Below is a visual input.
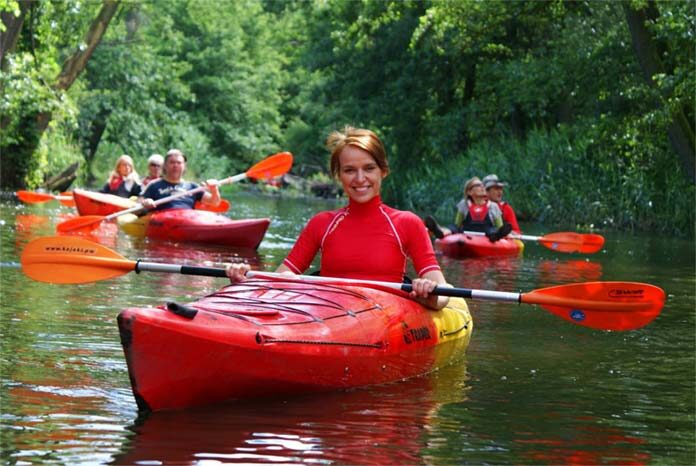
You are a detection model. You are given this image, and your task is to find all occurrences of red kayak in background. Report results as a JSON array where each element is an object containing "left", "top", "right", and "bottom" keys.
[
  {"left": 119, "top": 208, "right": 270, "bottom": 249},
  {"left": 72, "top": 188, "right": 135, "bottom": 216},
  {"left": 117, "top": 278, "right": 473, "bottom": 411},
  {"left": 435, "top": 233, "right": 524, "bottom": 258}
]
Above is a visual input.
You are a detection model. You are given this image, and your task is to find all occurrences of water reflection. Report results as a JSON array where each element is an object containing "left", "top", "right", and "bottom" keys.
[
  {"left": 14, "top": 212, "right": 120, "bottom": 248},
  {"left": 441, "top": 255, "right": 524, "bottom": 291},
  {"left": 536, "top": 259, "right": 603, "bottom": 284},
  {"left": 516, "top": 422, "right": 650, "bottom": 465},
  {"left": 112, "top": 362, "right": 469, "bottom": 466}
]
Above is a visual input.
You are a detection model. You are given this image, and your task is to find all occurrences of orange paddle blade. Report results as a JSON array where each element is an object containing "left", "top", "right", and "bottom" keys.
[
  {"left": 58, "top": 192, "right": 75, "bottom": 207},
  {"left": 16, "top": 191, "right": 56, "bottom": 204},
  {"left": 538, "top": 232, "right": 605, "bottom": 254},
  {"left": 521, "top": 281, "right": 664, "bottom": 331},
  {"left": 195, "top": 198, "right": 230, "bottom": 213},
  {"left": 245, "top": 152, "right": 293, "bottom": 180},
  {"left": 21, "top": 236, "right": 135, "bottom": 284},
  {"left": 56, "top": 215, "right": 107, "bottom": 233}
]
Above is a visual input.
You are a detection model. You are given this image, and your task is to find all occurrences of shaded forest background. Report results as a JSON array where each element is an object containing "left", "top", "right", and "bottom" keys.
[{"left": 1, "top": 0, "right": 694, "bottom": 236}]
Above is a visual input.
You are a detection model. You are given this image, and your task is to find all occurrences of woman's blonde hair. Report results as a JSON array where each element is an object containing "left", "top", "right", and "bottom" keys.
[
  {"left": 463, "top": 176, "right": 483, "bottom": 199},
  {"left": 109, "top": 154, "right": 140, "bottom": 183},
  {"left": 326, "top": 126, "right": 389, "bottom": 178}
]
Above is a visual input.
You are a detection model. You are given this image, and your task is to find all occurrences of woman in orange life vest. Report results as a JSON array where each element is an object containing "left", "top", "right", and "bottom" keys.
[
  {"left": 99, "top": 154, "right": 142, "bottom": 198},
  {"left": 227, "top": 126, "right": 452, "bottom": 310},
  {"left": 424, "top": 177, "right": 512, "bottom": 242},
  {"left": 482, "top": 174, "right": 521, "bottom": 233}
]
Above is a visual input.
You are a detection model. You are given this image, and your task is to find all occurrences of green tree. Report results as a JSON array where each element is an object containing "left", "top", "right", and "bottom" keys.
[{"left": 1, "top": 0, "right": 119, "bottom": 189}]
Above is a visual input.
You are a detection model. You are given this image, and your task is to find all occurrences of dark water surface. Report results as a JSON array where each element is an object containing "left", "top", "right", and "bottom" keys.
[{"left": 1, "top": 192, "right": 694, "bottom": 465}]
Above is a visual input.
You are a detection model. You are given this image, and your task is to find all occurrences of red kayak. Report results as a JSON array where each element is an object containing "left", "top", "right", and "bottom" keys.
[
  {"left": 435, "top": 233, "right": 524, "bottom": 258},
  {"left": 120, "top": 209, "right": 270, "bottom": 249},
  {"left": 72, "top": 188, "right": 134, "bottom": 216},
  {"left": 117, "top": 278, "right": 473, "bottom": 411}
]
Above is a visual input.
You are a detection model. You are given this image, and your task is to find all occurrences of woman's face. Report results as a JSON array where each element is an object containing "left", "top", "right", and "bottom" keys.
[
  {"left": 117, "top": 161, "right": 132, "bottom": 176},
  {"left": 338, "top": 145, "right": 385, "bottom": 204},
  {"left": 467, "top": 181, "right": 486, "bottom": 203},
  {"left": 148, "top": 161, "right": 162, "bottom": 177}
]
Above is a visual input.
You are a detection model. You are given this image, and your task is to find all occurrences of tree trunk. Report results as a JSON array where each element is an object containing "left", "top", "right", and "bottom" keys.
[
  {"left": 83, "top": 107, "right": 112, "bottom": 186},
  {"left": 35, "top": 0, "right": 121, "bottom": 133},
  {"left": 55, "top": 0, "right": 120, "bottom": 91},
  {"left": 0, "top": 0, "right": 33, "bottom": 69},
  {"left": 623, "top": 0, "right": 695, "bottom": 183}
]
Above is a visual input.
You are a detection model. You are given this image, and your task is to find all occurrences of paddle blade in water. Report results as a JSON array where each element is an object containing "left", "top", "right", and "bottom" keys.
[
  {"left": 21, "top": 236, "right": 134, "bottom": 284},
  {"left": 245, "top": 152, "right": 293, "bottom": 180},
  {"left": 521, "top": 281, "right": 665, "bottom": 331},
  {"left": 56, "top": 215, "right": 106, "bottom": 233},
  {"left": 16, "top": 191, "right": 55, "bottom": 204},
  {"left": 58, "top": 192, "right": 76, "bottom": 207},
  {"left": 195, "top": 199, "right": 230, "bottom": 213},
  {"left": 539, "top": 232, "right": 605, "bottom": 254}
]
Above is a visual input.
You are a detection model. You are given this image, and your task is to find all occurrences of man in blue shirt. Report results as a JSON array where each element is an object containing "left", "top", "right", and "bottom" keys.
[{"left": 140, "top": 149, "right": 221, "bottom": 211}]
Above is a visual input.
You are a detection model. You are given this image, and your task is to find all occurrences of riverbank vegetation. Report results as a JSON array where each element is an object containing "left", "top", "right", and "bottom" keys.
[{"left": 1, "top": 0, "right": 693, "bottom": 235}]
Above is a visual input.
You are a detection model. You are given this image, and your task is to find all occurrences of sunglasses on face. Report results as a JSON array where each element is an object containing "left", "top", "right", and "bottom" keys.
[{"left": 149, "top": 163, "right": 161, "bottom": 167}]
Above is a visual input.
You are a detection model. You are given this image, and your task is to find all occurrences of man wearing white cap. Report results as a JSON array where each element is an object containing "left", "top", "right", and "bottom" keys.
[
  {"left": 483, "top": 174, "right": 521, "bottom": 233},
  {"left": 142, "top": 153, "right": 164, "bottom": 187}
]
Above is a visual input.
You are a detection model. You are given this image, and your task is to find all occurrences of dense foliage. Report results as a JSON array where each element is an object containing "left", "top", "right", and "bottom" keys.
[{"left": 1, "top": 0, "right": 693, "bottom": 235}]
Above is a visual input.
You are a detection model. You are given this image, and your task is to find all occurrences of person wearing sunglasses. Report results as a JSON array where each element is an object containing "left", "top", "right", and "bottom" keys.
[{"left": 142, "top": 153, "right": 164, "bottom": 187}]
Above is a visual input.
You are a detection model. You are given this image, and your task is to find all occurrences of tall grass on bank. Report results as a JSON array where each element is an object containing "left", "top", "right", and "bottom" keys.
[{"left": 392, "top": 128, "right": 694, "bottom": 237}]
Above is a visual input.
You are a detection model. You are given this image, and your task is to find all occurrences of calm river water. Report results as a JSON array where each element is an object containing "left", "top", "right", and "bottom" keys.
[{"left": 1, "top": 192, "right": 694, "bottom": 465}]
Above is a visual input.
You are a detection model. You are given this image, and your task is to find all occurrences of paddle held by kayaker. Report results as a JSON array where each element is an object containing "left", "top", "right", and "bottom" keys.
[
  {"left": 483, "top": 174, "right": 521, "bottom": 233},
  {"left": 141, "top": 153, "right": 163, "bottom": 187},
  {"left": 140, "top": 149, "right": 221, "bottom": 211},
  {"left": 99, "top": 154, "right": 142, "bottom": 198},
  {"left": 424, "top": 176, "right": 512, "bottom": 242},
  {"left": 227, "top": 126, "right": 451, "bottom": 310}
]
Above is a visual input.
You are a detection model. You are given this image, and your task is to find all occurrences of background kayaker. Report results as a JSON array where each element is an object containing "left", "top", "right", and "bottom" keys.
[
  {"left": 483, "top": 174, "right": 521, "bottom": 233},
  {"left": 99, "top": 154, "right": 142, "bottom": 198},
  {"left": 227, "top": 126, "right": 451, "bottom": 310},
  {"left": 140, "top": 148, "right": 221, "bottom": 211},
  {"left": 141, "top": 153, "right": 163, "bottom": 187},
  {"left": 424, "top": 176, "right": 512, "bottom": 241}
]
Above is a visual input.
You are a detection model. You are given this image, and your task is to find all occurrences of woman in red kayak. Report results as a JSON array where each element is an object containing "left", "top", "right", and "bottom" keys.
[
  {"left": 227, "top": 126, "right": 451, "bottom": 310},
  {"left": 424, "top": 177, "right": 512, "bottom": 241},
  {"left": 99, "top": 154, "right": 142, "bottom": 198}
]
